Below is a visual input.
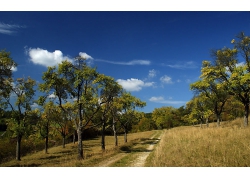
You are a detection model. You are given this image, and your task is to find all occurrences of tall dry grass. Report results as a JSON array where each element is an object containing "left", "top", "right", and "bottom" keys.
[{"left": 146, "top": 118, "right": 250, "bottom": 167}]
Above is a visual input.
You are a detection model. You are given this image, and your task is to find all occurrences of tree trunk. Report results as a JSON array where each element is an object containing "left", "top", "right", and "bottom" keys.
[
  {"left": 112, "top": 117, "right": 118, "bottom": 146},
  {"left": 244, "top": 103, "right": 249, "bottom": 127},
  {"left": 101, "top": 119, "right": 106, "bottom": 151},
  {"left": 206, "top": 117, "right": 209, "bottom": 128},
  {"left": 45, "top": 136, "right": 48, "bottom": 154},
  {"left": 62, "top": 134, "right": 66, "bottom": 148},
  {"left": 73, "top": 131, "right": 76, "bottom": 144},
  {"left": 77, "top": 127, "right": 83, "bottom": 160},
  {"left": 124, "top": 129, "right": 127, "bottom": 143},
  {"left": 200, "top": 119, "right": 202, "bottom": 128},
  {"left": 216, "top": 114, "right": 220, "bottom": 127},
  {"left": 16, "top": 134, "right": 22, "bottom": 161}
]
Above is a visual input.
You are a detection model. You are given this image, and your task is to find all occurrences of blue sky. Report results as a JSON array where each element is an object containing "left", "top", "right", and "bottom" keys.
[{"left": 1, "top": 11, "right": 250, "bottom": 113}]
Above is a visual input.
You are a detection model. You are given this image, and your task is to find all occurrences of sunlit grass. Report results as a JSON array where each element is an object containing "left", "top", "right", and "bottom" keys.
[{"left": 146, "top": 118, "right": 250, "bottom": 167}]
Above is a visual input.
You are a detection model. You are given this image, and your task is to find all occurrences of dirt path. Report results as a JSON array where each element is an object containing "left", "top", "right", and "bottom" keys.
[
  {"left": 95, "top": 130, "right": 163, "bottom": 167},
  {"left": 129, "top": 133, "right": 162, "bottom": 167},
  {"left": 96, "top": 153, "right": 127, "bottom": 167}
]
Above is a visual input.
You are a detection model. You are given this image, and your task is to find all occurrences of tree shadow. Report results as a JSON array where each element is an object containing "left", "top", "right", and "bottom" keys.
[
  {"left": 8, "top": 163, "right": 41, "bottom": 167},
  {"left": 39, "top": 155, "right": 61, "bottom": 160}
]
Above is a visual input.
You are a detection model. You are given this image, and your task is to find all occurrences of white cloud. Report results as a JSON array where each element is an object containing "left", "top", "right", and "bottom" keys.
[
  {"left": 31, "top": 103, "right": 39, "bottom": 108},
  {"left": 163, "top": 61, "right": 197, "bottom": 69},
  {"left": 149, "top": 96, "right": 186, "bottom": 105},
  {"left": 28, "top": 48, "right": 73, "bottom": 67},
  {"left": 11, "top": 66, "right": 17, "bottom": 72},
  {"left": 95, "top": 59, "right": 150, "bottom": 65},
  {"left": 79, "top": 52, "right": 93, "bottom": 60},
  {"left": 117, "top": 78, "right": 154, "bottom": 91},
  {"left": 0, "top": 22, "right": 25, "bottom": 35},
  {"left": 160, "top": 75, "right": 173, "bottom": 84},
  {"left": 48, "top": 94, "right": 56, "bottom": 99},
  {"left": 148, "top": 69, "right": 157, "bottom": 78}
]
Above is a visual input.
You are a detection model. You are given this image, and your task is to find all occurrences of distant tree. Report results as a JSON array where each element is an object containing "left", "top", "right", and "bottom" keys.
[{"left": 152, "top": 106, "right": 177, "bottom": 129}]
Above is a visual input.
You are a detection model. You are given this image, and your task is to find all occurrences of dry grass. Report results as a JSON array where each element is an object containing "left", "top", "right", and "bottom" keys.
[
  {"left": 146, "top": 118, "right": 250, "bottom": 167},
  {"left": 0, "top": 130, "right": 156, "bottom": 167}
]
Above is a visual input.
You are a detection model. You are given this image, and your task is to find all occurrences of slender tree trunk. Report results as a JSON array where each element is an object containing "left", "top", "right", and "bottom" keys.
[
  {"left": 73, "top": 131, "right": 76, "bottom": 144},
  {"left": 62, "top": 134, "right": 66, "bottom": 148},
  {"left": 216, "top": 114, "right": 220, "bottom": 127},
  {"left": 77, "top": 127, "right": 83, "bottom": 160},
  {"left": 16, "top": 134, "right": 22, "bottom": 161},
  {"left": 124, "top": 129, "right": 127, "bottom": 143},
  {"left": 244, "top": 103, "right": 249, "bottom": 127},
  {"left": 200, "top": 119, "right": 202, "bottom": 128},
  {"left": 101, "top": 118, "right": 106, "bottom": 151},
  {"left": 45, "top": 136, "right": 48, "bottom": 154},
  {"left": 206, "top": 117, "right": 209, "bottom": 128},
  {"left": 112, "top": 117, "right": 118, "bottom": 146}
]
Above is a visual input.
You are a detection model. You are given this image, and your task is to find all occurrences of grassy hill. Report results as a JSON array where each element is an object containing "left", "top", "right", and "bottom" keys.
[{"left": 145, "top": 118, "right": 250, "bottom": 167}]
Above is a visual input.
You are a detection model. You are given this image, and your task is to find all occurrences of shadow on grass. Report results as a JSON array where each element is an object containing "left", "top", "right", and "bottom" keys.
[
  {"left": 39, "top": 155, "right": 61, "bottom": 160},
  {"left": 119, "top": 138, "right": 159, "bottom": 153},
  {"left": 8, "top": 163, "right": 41, "bottom": 167},
  {"left": 53, "top": 150, "right": 72, "bottom": 155}
]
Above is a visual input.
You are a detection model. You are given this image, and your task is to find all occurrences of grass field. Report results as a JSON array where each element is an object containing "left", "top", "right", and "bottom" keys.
[{"left": 145, "top": 118, "right": 250, "bottom": 167}]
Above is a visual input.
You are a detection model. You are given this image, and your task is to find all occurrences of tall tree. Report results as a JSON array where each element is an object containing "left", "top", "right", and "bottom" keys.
[
  {"left": 0, "top": 50, "right": 16, "bottom": 94},
  {"left": 190, "top": 60, "right": 229, "bottom": 127},
  {"left": 39, "top": 56, "right": 100, "bottom": 159},
  {"left": 210, "top": 32, "right": 250, "bottom": 126},
  {"left": 3, "top": 77, "right": 36, "bottom": 160},
  {"left": 94, "top": 74, "right": 122, "bottom": 151},
  {"left": 116, "top": 92, "right": 146, "bottom": 142},
  {"left": 38, "top": 102, "right": 55, "bottom": 154}
]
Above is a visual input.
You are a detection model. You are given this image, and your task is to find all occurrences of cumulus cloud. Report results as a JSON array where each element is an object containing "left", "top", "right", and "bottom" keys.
[
  {"left": 0, "top": 22, "right": 25, "bottom": 35},
  {"left": 149, "top": 96, "right": 186, "bottom": 105},
  {"left": 79, "top": 52, "right": 93, "bottom": 60},
  {"left": 117, "top": 78, "right": 154, "bottom": 91},
  {"left": 27, "top": 48, "right": 73, "bottom": 67},
  {"left": 95, "top": 59, "right": 150, "bottom": 65},
  {"left": 160, "top": 75, "right": 173, "bottom": 84},
  {"left": 148, "top": 69, "right": 157, "bottom": 78}
]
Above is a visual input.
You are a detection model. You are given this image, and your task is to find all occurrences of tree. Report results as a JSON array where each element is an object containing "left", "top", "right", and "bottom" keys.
[
  {"left": 184, "top": 95, "right": 213, "bottom": 128},
  {"left": 0, "top": 50, "right": 16, "bottom": 94},
  {"left": 39, "top": 56, "right": 100, "bottom": 159},
  {"left": 37, "top": 102, "right": 55, "bottom": 154},
  {"left": 206, "top": 33, "right": 250, "bottom": 127},
  {"left": 115, "top": 91, "right": 146, "bottom": 143},
  {"left": 94, "top": 74, "right": 122, "bottom": 151},
  {"left": 152, "top": 106, "right": 177, "bottom": 129},
  {"left": 3, "top": 77, "right": 36, "bottom": 160},
  {"left": 190, "top": 60, "right": 229, "bottom": 127}
]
